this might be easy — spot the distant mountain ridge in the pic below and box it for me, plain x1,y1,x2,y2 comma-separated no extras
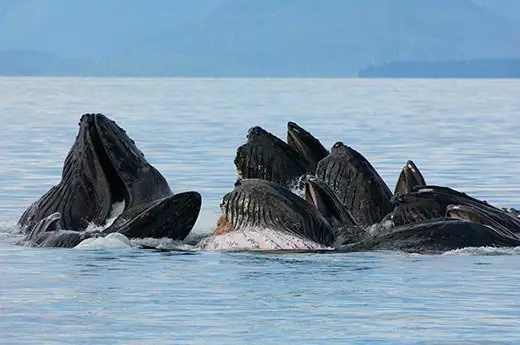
359,59,520,78
0,0,519,77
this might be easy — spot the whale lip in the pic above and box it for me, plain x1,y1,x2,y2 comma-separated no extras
446,204,520,242
104,191,202,240
446,204,471,219
303,175,321,210
446,204,480,223
394,160,426,195
301,175,357,228
286,122,329,172
25,212,62,244
81,113,130,208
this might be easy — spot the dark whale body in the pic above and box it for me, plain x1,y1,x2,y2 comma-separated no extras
391,185,520,234
218,179,335,247
234,126,309,188
300,175,369,245
394,160,426,195
316,142,393,225
104,191,201,239
286,122,329,173
338,218,520,254
18,113,201,246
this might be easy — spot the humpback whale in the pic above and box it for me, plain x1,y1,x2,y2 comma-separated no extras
234,126,309,188
18,113,201,245
227,120,520,253
391,185,520,233
103,191,201,239
286,122,329,172
300,175,369,245
301,175,357,230
337,218,520,253
22,213,101,248
315,142,393,225
394,160,426,195
446,204,520,241
198,179,335,250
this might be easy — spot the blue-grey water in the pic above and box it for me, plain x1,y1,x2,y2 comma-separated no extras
1,77,520,344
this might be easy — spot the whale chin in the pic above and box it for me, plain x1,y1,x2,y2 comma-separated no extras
218,179,335,247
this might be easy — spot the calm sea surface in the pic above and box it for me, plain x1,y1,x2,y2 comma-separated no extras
1,77,520,344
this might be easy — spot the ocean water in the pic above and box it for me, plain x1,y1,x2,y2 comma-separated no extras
1,77,520,344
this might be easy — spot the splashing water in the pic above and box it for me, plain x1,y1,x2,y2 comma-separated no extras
74,233,132,250
442,246,520,256
104,201,126,228
130,237,195,251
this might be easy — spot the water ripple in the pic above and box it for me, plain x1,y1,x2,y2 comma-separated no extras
2,78,520,344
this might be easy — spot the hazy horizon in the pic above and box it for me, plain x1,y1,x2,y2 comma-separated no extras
1,0,519,77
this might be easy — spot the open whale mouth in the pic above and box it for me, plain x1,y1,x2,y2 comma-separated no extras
395,160,426,195
303,177,323,211
304,177,339,219
302,175,357,227
286,122,328,170
80,114,131,222
286,122,307,156
91,116,127,203
446,204,520,241
446,204,475,222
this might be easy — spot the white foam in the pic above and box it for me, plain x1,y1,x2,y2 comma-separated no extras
290,180,305,198
442,246,520,256
103,201,126,228
81,201,127,232
131,237,195,251
366,219,393,235
84,222,105,233
0,222,25,242
74,233,132,250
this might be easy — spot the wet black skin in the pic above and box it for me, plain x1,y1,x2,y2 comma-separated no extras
23,213,102,248
390,191,447,226
234,126,310,188
104,191,201,239
220,179,335,246
394,160,426,195
19,113,172,232
337,218,520,254
286,122,329,173
24,212,63,245
301,175,357,229
22,191,202,248
391,185,520,233
26,230,102,248
18,114,201,242
315,142,393,225
446,204,520,242
300,175,367,244
22,192,202,247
